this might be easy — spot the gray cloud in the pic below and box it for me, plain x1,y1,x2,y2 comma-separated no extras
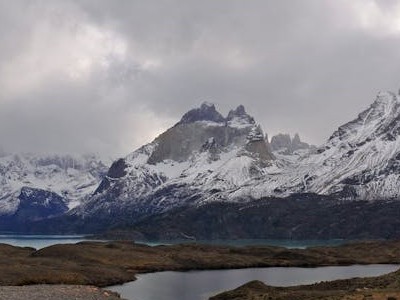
1,0,400,158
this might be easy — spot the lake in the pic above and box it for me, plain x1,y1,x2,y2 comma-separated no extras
108,264,400,300
0,235,397,300
0,234,87,249
141,239,345,248
0,235,345,249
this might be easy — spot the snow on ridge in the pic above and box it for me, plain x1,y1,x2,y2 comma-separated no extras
68,91,400,220
227,117,254,128
0,152,108,214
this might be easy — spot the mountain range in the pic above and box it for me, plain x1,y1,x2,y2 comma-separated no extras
0,153,107,227
2,91,400,239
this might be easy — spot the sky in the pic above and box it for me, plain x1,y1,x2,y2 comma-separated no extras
2,0,400,159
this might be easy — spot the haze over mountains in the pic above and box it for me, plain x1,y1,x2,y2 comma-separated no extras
2,91,400,237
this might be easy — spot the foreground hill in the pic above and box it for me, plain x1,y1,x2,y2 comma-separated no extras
1,240,400,286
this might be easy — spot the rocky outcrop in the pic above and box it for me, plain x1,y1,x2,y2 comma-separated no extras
245,126,275,161
270,133,312,154
147,122,252,164
226,104,255,126
177,102,225,125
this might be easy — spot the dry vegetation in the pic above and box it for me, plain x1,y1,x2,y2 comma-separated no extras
2,240,400,299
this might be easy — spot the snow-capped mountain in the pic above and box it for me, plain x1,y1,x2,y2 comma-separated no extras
5,90,400,234
246,91,400,200
77,91,400,225
75,103,275,219
296,91,400,199
0,153,108,217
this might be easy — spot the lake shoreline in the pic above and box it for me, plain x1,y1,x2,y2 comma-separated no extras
1,240,400,299
0,240,400,287
109,264,400,300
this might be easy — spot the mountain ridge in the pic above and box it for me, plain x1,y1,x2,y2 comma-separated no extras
0,153,108,222
69,92,400,228
3,91,400,237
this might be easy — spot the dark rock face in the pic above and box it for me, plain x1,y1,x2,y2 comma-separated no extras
14,187,68,222
245,126,275,161
292,133,310,150
93,158,128,195
270,133,291,151
177,102,225,125
270,133,312,154
226,105,255,124
147,123,251,164
107,158,128,179
147,104,274,164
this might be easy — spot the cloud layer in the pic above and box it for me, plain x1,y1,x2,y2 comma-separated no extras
1,0,400,158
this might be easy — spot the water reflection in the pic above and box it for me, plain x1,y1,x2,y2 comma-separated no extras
109,265,399,300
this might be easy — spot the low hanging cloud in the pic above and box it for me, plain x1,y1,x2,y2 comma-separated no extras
1,0,400,158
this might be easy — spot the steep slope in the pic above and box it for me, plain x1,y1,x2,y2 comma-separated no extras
304,91,400,199
0,153,108,218
250,91,400,200
75,91,400,228
75,103,275,221
10,91,400,235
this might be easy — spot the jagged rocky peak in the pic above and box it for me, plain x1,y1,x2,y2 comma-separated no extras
147,102,274,164
245,125,275,161
270,133,291,151
177,101,225,125
292,133,312,151
226,104,255,127
270,133,312,154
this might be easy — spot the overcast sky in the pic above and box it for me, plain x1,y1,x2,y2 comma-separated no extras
1,0,400,159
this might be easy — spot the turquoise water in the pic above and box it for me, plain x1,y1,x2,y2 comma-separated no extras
109,264,400,300
0,234,87,249
0,235,346,249
139,239,345,248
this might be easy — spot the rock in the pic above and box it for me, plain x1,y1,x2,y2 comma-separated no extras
270,133,312,154
177,102,225,125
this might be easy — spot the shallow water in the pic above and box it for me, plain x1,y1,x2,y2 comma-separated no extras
108,264,399,300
